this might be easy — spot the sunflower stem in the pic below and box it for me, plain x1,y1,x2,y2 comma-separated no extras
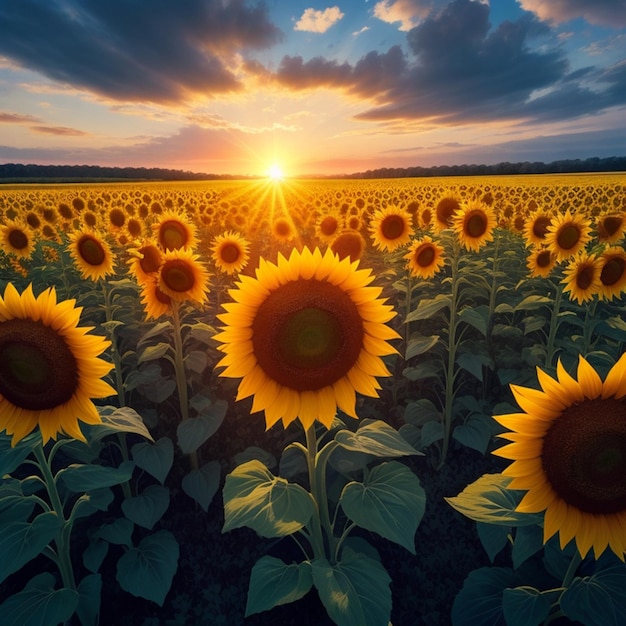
171,301,198,470
304,424,330,562
32,442,77,591
545,280,563,368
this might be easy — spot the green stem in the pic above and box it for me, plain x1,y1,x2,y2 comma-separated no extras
171,302,198,469
304,425,329,561
32,443,76,591
545,281,563,368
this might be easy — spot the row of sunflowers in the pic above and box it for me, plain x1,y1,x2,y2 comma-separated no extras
0,174,625,625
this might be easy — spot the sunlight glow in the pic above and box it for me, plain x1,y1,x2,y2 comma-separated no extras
267,163,284,181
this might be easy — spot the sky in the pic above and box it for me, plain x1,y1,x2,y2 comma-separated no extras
0,0,625,177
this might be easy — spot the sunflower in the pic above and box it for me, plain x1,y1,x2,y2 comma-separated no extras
140,276,173,320
596,212,625,244
523,210,552,248
0,219,36,259
271,217,295,243
598,246,626,301
316,212,342,244
214,247,400,430
368,206,413,252
157,247,209,304
493,354,626,560
561,251,602,304
153,211,197,251
211,231,250,275
526,247,556,278
545,209,592,262
433,196,461,232
68,229,115,281
404,236,446,279
330,229,366,263
451,200,496,252
128,241,164,284
0,283,115,446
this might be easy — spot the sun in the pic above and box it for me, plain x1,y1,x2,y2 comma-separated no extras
267,163,284,181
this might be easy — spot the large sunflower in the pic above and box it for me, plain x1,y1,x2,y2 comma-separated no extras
153,210,197,251
368,206,413,252
68,228,115,281
157,247,209,304
523,210,552,248
0,219,36,259
598,246,626,301
493,355,626,560
561,251,601,304
404,236,446,279
451,200,496,252
433,196,461,232
526,247,556,278
545,209,592,262
140,276,172,320
214,247,400,430
128,241,164,284
0,283,115,445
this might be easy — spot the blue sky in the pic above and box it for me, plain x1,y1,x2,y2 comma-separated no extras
0,0,624,176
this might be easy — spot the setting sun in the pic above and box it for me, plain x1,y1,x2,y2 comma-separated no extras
267,163,284,181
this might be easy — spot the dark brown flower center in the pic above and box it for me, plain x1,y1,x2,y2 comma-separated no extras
331,232,364,262
600,256,625,287
598,216,622,239
532,216,550,239
416,244,435,268
252,279,364,391
0,319,79,410
220,243,241,264
556,224,581,251
576,264,595,290
78,235,106,266
380,214,406,240
8,229,28,250
139,245,162,274
320,216,339,237
464,210,488,238
536,250,553,268
542,398,626,514
159,220,188,251
160,259,195,293
436,198,460,227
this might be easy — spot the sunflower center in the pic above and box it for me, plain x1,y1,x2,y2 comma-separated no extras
220,243,241,264
556,224,580,251
252,279,364,391
576,264,595,290
159,220,188,250
600,257,625,287
8,229,28,250
160,260,195,293
536,250,552,268
599,216,622,238
331,232,364,262
436,198,459,227
320,216,339,237
274,220,291,238
139,245,162,274
542,398,626,514
416,244,435,267
532,216,550,239
78,235,106,266
381,215,406,240
465,211,487,238
0,319,79,410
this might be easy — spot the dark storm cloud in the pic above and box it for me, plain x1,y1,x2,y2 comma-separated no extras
269,0,625,126
0,0,282,103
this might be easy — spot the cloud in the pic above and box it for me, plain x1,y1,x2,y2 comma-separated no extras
0,109,88,136
30,125,88,136
0,112,42,124
519,0,626,29
294,6,345,33
266,0,625,127
373,0,432,31
0,0,282,104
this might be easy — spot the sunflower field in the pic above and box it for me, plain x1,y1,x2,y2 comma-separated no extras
0,173,625,626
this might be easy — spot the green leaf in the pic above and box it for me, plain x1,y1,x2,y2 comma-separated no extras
0,432,40,476
76,573,102,626
512,524,544,569
222,460,315,538
405,294,450,323
245,556,313,617
122,485,170,530
561,560,626,626
502,587,551,626
0,572,78,626
131,437,174,485
116,530,179,607
420,420,445,447
451,567,522,626
405,333,439,360
334,419,421,458
137,342,171,363
183,349,208,374
83,538,109,574
402,360,442,381
515,295,553,312
181,461,221,512
57,460,135,492
340,461,425,554
476,522,510,562
452,413,494,454
311,549,391,626
0,512,62,585
95,517,134,548
176,402,227,454
89,406,154,443
456,352,493,382
72,487,115,520
137,321,171,347
458,305,489,336
403,398,441,427
445,473,543,526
